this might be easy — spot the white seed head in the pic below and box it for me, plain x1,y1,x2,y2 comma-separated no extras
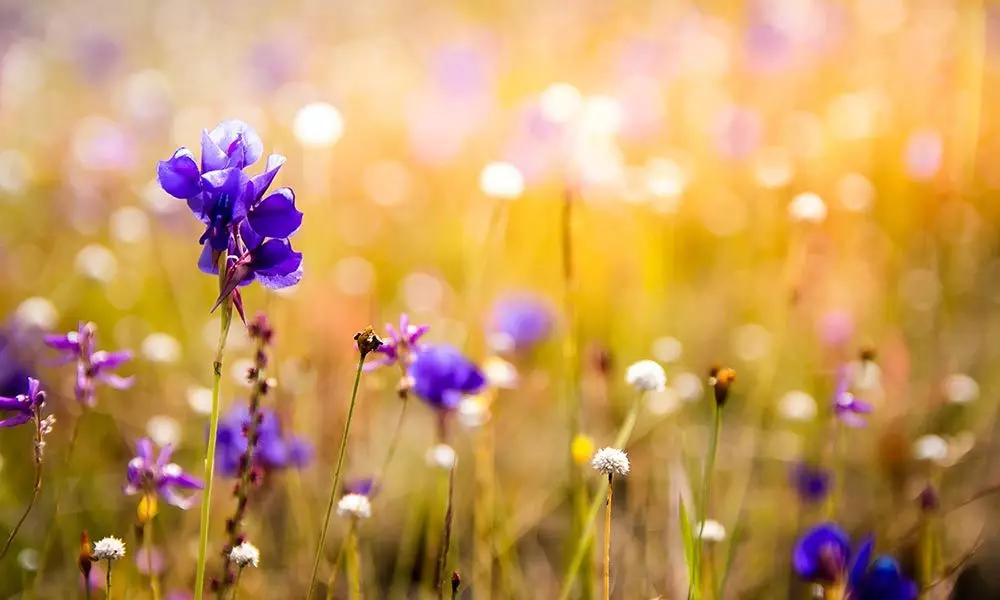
697,519,726,543
913,434,949,463
591,447,630,476
92,537,126,561
229,541,260,568
625,360,667,392
426,444,457,469
942,373,978,405
336,493,372,520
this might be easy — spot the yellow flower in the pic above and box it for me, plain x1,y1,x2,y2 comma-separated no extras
571,434,595,466
137,493,158,523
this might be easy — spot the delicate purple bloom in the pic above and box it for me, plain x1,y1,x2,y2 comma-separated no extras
209,220,303,311
408,344,486,411
851,552,918,600
792,522,852,583
832,364,873,427
44,322,133,407
214,406,312,477
365,314,430,372
487,294,554,353
0,376,44,428
344,477,377,497
125,438,203,510
790,462,830,504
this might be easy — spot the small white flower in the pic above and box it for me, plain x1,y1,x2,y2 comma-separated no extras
778,390,817,422
625,360,667,392
336,493,372,520
651,336,683,363
942,373,978,405
426,444,457,469
457,397,491,429
92,536,126,561
913,434,948,463
229,541,260,568
697,519,726,543
591,447,630,476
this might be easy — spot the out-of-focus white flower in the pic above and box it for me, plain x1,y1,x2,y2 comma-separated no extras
778,390,817,422
426,444,457,469
186,387,213,415
672,372,704,402
75,244,117,282
15,297,58,329
457,396,491,429
788,192,827,223
651,336,683,363
625,360,667,392
942,373,978,405
697,519,726,542
479,162,524,200
851,360,883,392
336,494,372,520
913,434,948,463
591,447,629,476
146,415,181,447
645,388,681,416
141,333,181,364
17,548,38,571
293,102,343,148
92,537,126,561
483,356,518,389
229,541,260,568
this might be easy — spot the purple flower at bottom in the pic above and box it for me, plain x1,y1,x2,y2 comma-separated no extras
833,365,872,427
125,438,203,510
790,462,830,504
409,344,486,411
214,406,312,477
0,376,44,428
364,314,430,372
44,322,132,407
793,523,852,583
487,294,554,354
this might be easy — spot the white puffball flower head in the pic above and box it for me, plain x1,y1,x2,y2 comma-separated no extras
479,161,524,200
293,102,344,148
228,541,260,568
788,192,827,223
591,447,630,477
426,443,457,469
913,434,949,463
625,360,667,392
336,493,372,520
697,519,726,543
92,537,126,561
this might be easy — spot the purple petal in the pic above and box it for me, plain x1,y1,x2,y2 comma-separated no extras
363,355,396,372
91,350,132,370
163,470,203,490
408,324,430,344
0,413,31,427
44,334,79,352
200,129,227,172
850,399,874,414
156,148,201,199
136,438,154,462
155,444,174,470
848,536,874,591
250,154,286,199
97,373,134,390
198,243,219,275
839,412,868,428
208,120,263,168
247,187,302,238
0,396,25,411
160,486,199,509
200,168,247,200
251,240,303,288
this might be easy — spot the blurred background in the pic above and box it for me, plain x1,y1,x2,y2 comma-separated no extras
2,0,1000,597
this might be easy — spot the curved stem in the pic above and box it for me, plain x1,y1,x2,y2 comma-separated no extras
231,568,243,600
306,354,366,600
375,398,409,485
144,517,161,600
0,461,42,561
603,475,613,600
32,411,84,588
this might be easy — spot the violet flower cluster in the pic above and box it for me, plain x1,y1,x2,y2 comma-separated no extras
214,406,312,477
487,293,554,354
364,314,429,372
44,322,133,407
125,438,203,510
156,120,303,310
0,376,46,429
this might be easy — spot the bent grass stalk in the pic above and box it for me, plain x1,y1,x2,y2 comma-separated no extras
602,474,613,600
0,417,44,561
324,520,354,600
193,259,234,600
306,349,368,600
144,516,161,600
437,464,457,599
690,403,722,600
558,391,643,600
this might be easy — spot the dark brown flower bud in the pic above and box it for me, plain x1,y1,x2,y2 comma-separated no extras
355,327,383,357
451,571,462,594
860,346,877,363
248,314,274,344
709,366,736,407
78,530,93,580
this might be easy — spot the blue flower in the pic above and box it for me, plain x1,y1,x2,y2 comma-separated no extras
364,314,429,372
790,462,831,504
44,322,133,407
343,477,377,497
0,376,44,428
125,438,203,510
833,364,873,427
214,406,312,477
408,344,486,411
487,294,554,353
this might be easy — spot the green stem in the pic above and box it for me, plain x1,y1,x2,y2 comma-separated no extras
324,521,354,600
231,568,242,600
346,523,361,600
306,353,367,600
106,560,112,599
0,453,42,561
438,464,457,599
193,281,233,600
691,404,722,600
558,391,643,600
144,517,161,600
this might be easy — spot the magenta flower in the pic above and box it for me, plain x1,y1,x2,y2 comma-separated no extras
125,438,203,510
364,314,430,372
833,365,872,427
44,322,132,407
0,376,44,428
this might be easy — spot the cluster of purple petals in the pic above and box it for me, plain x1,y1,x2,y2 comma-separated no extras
214,405,312,477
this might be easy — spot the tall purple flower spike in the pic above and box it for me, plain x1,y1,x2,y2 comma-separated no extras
125,438,203,510
364,314,430,372
44,322,133,407
0,376,44,428
832,364,873,427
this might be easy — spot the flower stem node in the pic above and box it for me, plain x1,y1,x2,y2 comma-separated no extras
708,366,736,407
355,327,383,358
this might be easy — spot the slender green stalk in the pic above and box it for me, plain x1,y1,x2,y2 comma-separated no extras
306,351,368,600
346,523,362,600
84,573,92,600
105,560,112,599
602,475,613,600
0,442,42,560
438,464,457,599
558,391,643,600
143,518,161,600
690,405,722,600
231,568,243,600
376,397,410,484
193,271,234,600
324,521,354,600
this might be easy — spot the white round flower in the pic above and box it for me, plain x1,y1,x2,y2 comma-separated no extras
591,447,630,476
479,162,524,200
625,360,667,392
651,336,683,363
336,493,372,520
913,434,948,463
483,356,519,389
293,102,343,148
788,192,827,223
778,390,817,422
457,397,491,429
697,519,726,543
942,373,978,405
229,541,260,568
92,536,126,561
426,444,457,469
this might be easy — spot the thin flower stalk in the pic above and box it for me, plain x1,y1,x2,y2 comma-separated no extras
346,524,362,600
473,398,495,600
691,403,722,600
437,462,457,600
106,559,113,596
323,520,353,600
603,474,613,600
143,507,161,600
305,328,381,600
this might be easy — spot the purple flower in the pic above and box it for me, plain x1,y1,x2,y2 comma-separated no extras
832,365,872,427
44,322,133,407
790,462,830,504
0,376,44,428
364,314,429,372
0,328,35,398
209,220,303,312
487,294,554,353
214,406,312,477
343,477,377,497
408,344,486,411
792,523,916,600
125,438,203,510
